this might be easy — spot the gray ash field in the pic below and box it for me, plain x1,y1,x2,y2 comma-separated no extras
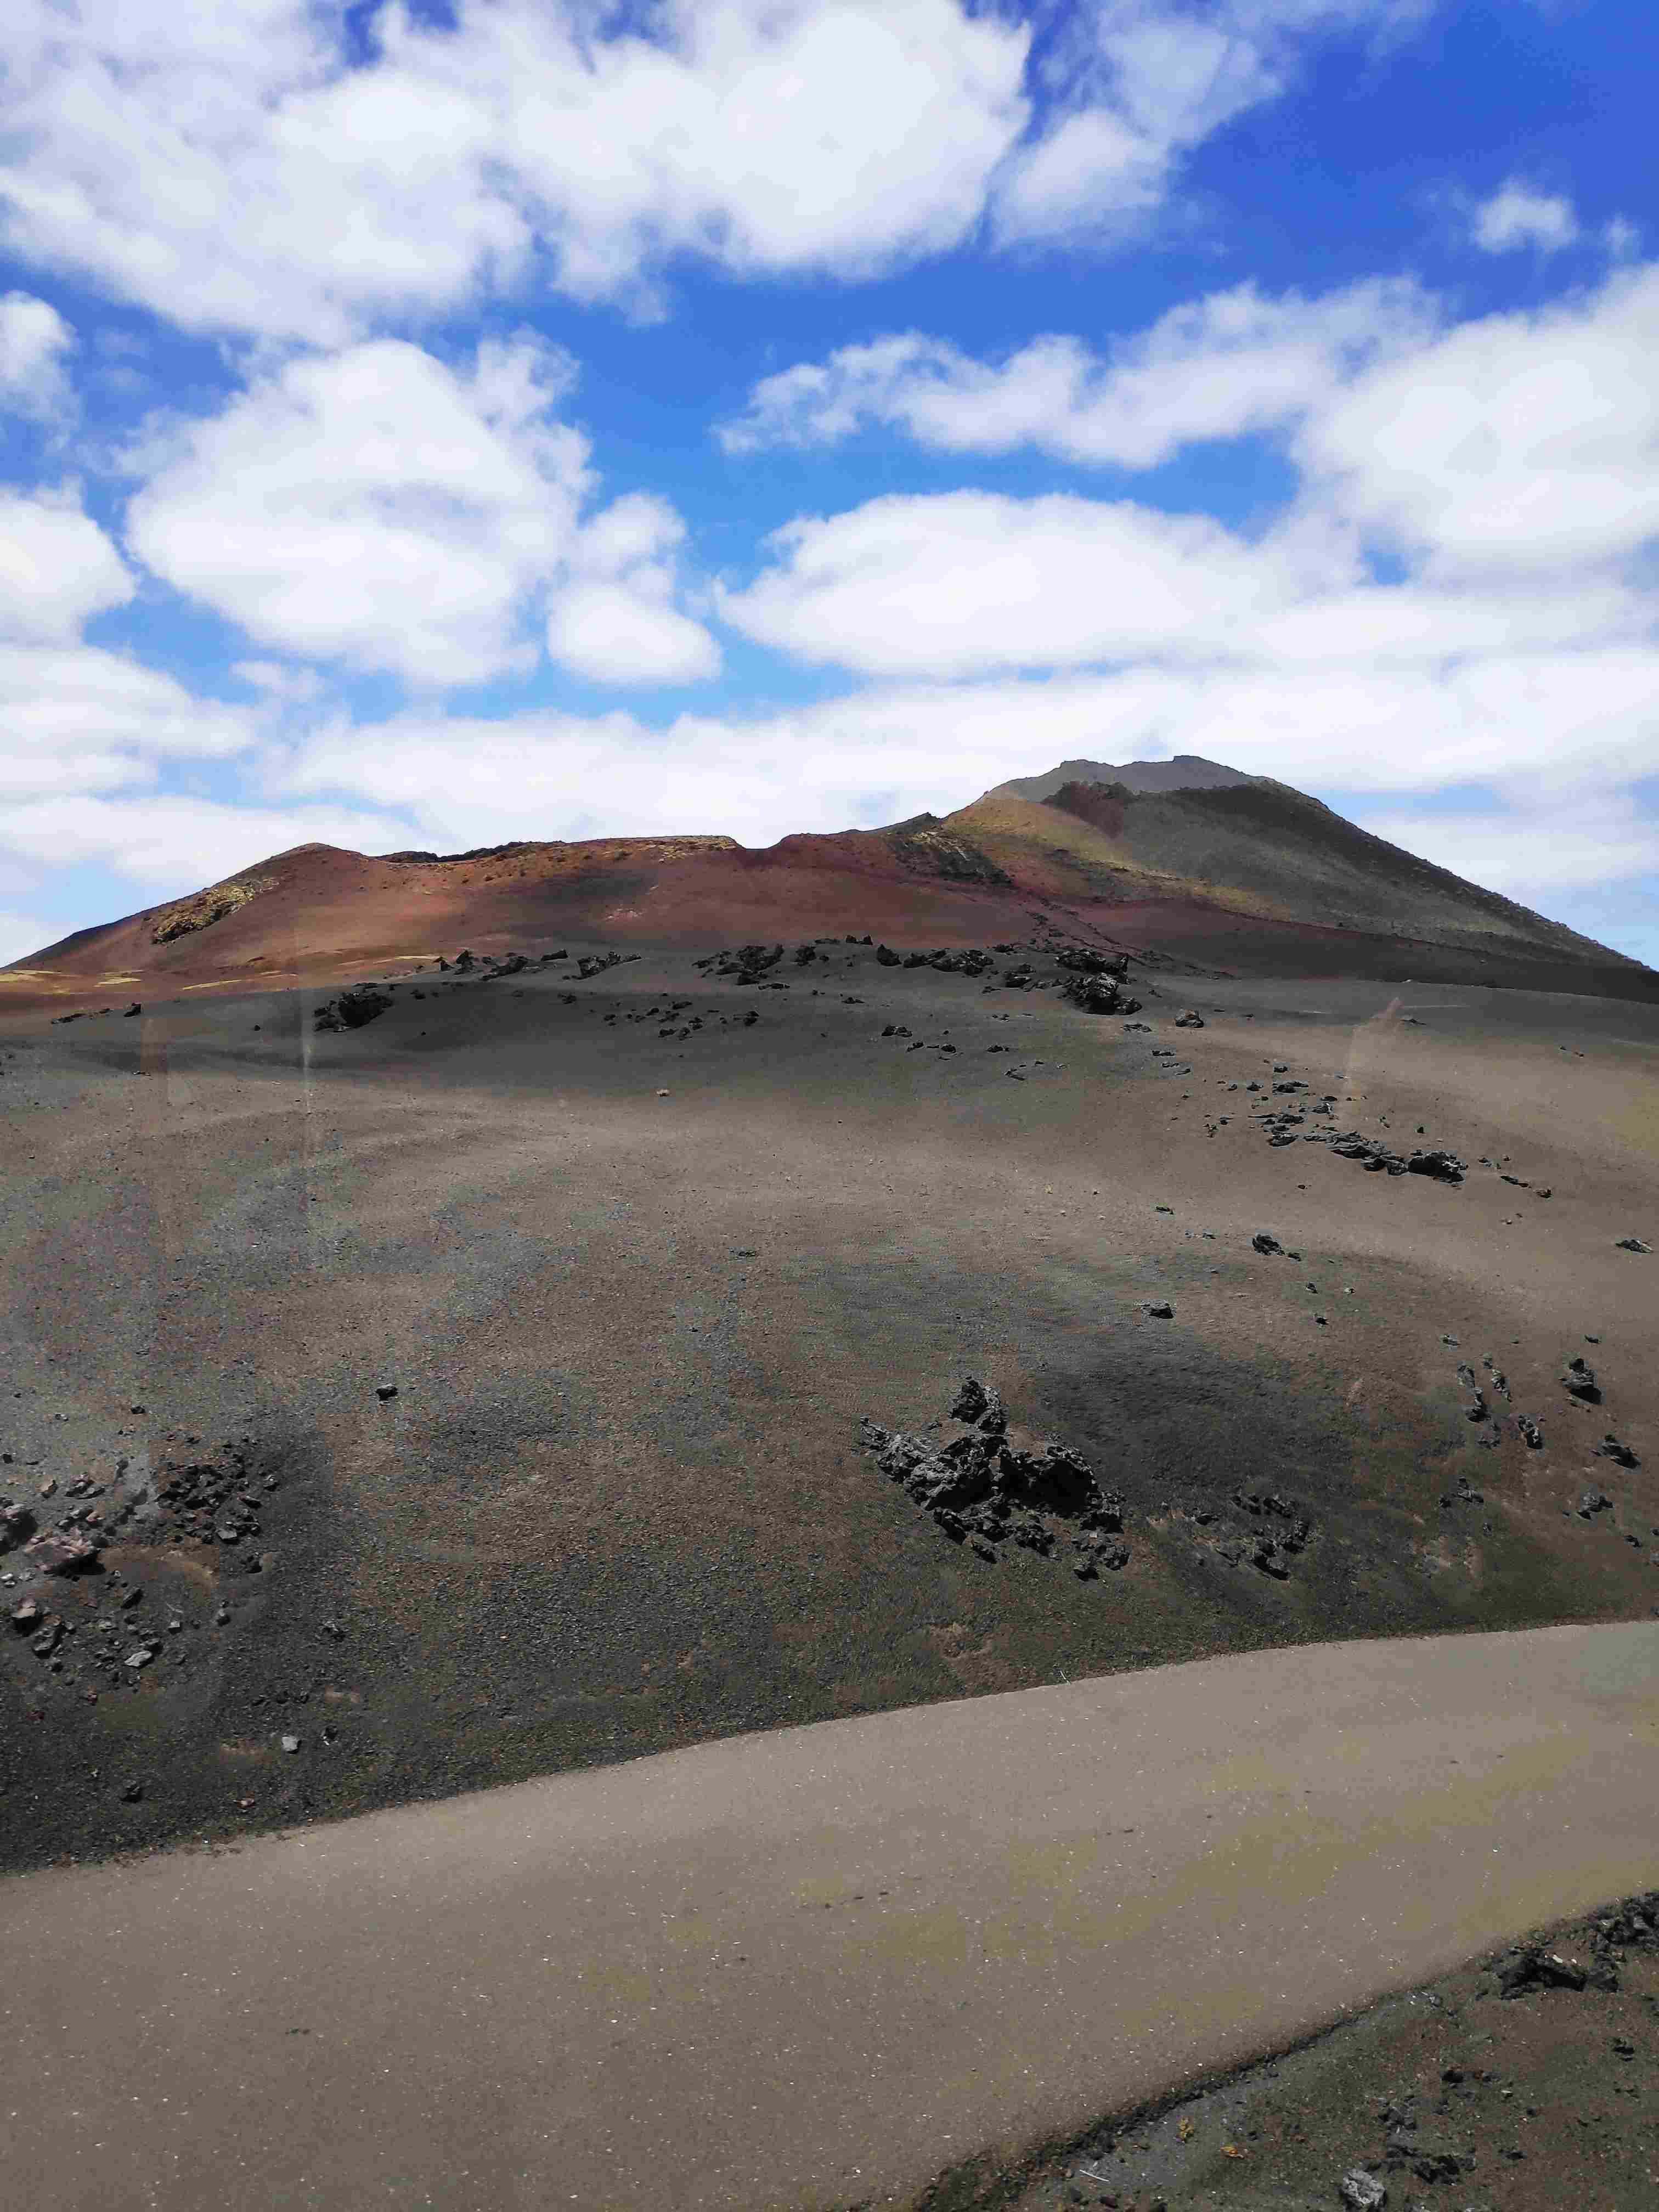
3,933,1655,1872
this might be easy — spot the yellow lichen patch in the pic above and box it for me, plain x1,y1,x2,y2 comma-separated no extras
150,873,274,944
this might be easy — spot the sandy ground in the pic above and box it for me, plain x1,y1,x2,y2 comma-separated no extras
2,1621,1656,2211
2,941,1656,1872
1,932,1656,2202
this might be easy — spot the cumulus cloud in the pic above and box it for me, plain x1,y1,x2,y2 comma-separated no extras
122,340,716,692
0,485,133,643
719,278,1437,464
718,260,1659,687
0,791,403,890
547,493,720,686
1299,262,1659,577
0,1,1440,342
272,633,1659,857
232,659,326,706
0,0,1030,340
1352,796,1655,898
124,334,594,688
0,290,75,422
1470,179,1580,255
991,0,1427,248
717,489,1357,678
0,644,254,793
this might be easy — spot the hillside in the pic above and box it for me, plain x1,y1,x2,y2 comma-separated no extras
3,758,1652,1012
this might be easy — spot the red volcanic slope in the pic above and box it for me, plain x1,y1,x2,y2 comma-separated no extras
5,786,1655,1014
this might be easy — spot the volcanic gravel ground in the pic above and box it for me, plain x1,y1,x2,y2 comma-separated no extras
1000,1887,1659,2212
1,936,1655,1872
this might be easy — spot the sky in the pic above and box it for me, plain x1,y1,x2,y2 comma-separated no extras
1,0,1655,966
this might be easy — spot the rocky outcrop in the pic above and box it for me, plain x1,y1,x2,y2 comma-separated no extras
150,873,274,944
859,1378,1128,1577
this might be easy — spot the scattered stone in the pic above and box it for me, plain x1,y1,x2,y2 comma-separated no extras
22,1528,99,1575
1251,1232,1284,1254
376,1384,398,1401
1055,946,1129,977
1339,2170,1388,2210
1597,1436,1639,1467
949,1378,989,1422
119,1780,144,1802
1615,1237,1651,1253
124,1646,154,1669
1561,1357,1600,1401
281,1734,301,1754
314,983,393,1032
9,1597,43,1630
1173,1008,1205,1028
1518,1417,1544,1449
1407,2146,1470,2185
1406,1148,1466,1183
1143,1300,1175,1319
1062,970,1142,1015
120,1586,143,1609
1577,1489,1613,1519
1496,1948,1589,1997
123,1002,142,1017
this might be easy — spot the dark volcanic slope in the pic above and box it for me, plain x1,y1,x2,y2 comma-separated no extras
4,759,1654,1015
1000,753,1259,800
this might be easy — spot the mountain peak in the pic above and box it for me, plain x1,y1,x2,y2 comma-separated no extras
996,756,1258,803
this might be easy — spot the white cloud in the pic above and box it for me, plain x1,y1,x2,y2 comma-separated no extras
0,290,75,422
991,0,1424,248
0,1,1442,342
548,586,720,687
717,489,1349,677
1604,214,1642,261
125,334,594,687
0,486,133,643
232,659,325,705
547,492,720,686
0,644,254,793
1352,797,1655,896
124,345,716,692
719,278,1437,465
993,10,1271,246
719,261,1659,686
1300,263,1659,576
1470,179,1579,255
0,0,1031,340
0,908,58,966
0,791,402,889
272,628,1659,867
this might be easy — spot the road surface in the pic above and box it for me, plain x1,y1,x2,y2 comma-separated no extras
4,1621,1657,2209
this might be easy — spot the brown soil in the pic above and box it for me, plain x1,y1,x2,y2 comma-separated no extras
2,936,1655,1876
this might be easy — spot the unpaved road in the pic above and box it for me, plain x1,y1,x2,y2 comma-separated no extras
4,1621,1656,2210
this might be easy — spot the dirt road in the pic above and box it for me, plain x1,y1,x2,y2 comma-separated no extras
4,1620,1656,2210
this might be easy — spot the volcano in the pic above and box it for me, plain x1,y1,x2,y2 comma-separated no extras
3,757,1650,1013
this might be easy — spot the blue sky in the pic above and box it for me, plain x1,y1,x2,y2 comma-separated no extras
1,0,1654,963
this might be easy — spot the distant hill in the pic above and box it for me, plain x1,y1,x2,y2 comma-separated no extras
1000,754,1259,801
4,761,1653,1012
